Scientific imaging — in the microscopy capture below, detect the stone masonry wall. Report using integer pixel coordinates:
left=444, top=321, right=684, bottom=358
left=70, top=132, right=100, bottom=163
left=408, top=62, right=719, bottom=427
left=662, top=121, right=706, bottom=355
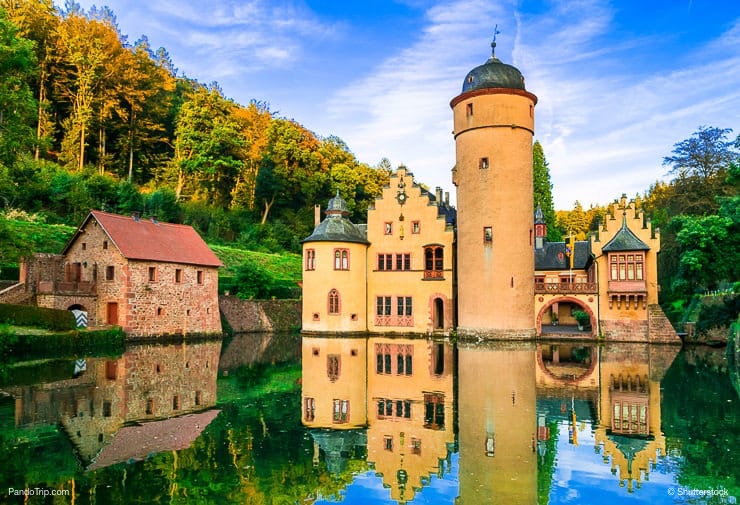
left=219, top=296, right=301, bottom=333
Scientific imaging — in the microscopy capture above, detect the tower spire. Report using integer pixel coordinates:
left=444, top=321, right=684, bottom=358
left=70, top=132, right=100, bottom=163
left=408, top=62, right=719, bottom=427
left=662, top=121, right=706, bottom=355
left=491, top=24, right=500, bottom=58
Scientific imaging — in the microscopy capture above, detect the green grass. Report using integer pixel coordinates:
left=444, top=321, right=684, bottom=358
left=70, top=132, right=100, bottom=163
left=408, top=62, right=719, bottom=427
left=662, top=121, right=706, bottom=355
left=1, top=218, right=302, bottom=288
left=210, top=243, right=301, bottom=284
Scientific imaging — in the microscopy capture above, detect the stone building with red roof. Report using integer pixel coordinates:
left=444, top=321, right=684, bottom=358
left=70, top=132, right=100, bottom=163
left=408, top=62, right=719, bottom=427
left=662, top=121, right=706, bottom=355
left=17, top=210, right=222, bottom=337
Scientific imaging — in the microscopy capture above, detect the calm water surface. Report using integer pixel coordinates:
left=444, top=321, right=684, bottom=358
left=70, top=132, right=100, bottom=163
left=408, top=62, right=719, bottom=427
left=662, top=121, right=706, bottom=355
left=0, top=333, right=737, bottom=504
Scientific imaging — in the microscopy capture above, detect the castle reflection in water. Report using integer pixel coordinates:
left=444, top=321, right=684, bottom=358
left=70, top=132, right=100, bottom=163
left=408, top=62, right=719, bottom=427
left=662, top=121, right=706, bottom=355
left=1, top=335, right=687, bottom=502
left=301, top=336, right=679, bottom=504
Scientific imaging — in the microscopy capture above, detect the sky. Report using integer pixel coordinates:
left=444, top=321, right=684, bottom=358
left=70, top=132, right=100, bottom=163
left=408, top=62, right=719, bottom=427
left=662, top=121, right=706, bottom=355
left=73, top=0, right=740, bottom=210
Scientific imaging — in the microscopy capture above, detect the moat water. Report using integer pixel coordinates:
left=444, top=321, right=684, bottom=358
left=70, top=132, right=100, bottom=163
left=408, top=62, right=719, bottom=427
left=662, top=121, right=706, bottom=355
left=0, top=333, right=738, bottom=504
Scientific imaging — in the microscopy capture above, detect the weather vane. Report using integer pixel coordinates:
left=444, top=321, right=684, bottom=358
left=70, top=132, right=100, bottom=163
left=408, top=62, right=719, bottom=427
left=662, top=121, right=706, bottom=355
left=491, top=24, right=500, bottom=57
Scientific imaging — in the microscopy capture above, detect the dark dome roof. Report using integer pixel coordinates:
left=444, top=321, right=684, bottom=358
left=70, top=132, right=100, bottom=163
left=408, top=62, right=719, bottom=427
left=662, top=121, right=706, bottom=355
left=461, top=40, right=526, bottom=93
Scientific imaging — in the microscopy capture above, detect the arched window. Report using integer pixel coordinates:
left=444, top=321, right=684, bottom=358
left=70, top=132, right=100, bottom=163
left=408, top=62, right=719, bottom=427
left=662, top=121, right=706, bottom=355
left=328, top=289, right=341, bottom=314
left=334, top=249, right=349, bottom=270
left=424, top=246, right=444, bottom=279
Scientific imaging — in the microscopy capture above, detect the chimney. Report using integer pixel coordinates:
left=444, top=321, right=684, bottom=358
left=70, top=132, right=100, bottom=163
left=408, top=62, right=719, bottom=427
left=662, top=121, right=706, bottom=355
left=435, top=187, right=443, bottom=204
left=445, top=192, right=450, bottom=205
left=314, top=205, right=321, bottom=226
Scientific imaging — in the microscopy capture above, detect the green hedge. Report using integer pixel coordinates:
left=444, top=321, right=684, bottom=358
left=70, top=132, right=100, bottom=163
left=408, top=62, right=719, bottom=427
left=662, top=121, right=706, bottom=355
left=0, top=327, right=125, bottom=362
left=0, top=303, right=76, bottom=331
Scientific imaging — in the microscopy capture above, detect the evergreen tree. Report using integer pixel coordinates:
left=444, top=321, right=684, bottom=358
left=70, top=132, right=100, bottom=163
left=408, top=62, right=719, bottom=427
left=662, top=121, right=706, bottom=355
left=532, top=140, right=560, bottom=240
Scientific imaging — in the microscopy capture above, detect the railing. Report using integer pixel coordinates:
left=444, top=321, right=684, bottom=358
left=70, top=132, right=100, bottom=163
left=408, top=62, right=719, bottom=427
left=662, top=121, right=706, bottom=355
left=534, top=282, right=597, bottom=294
left=37, top=280, right=96, bottom=295
left=423, top=270, right=444, bottom=280
left=375, top=315, right=414, bottom=327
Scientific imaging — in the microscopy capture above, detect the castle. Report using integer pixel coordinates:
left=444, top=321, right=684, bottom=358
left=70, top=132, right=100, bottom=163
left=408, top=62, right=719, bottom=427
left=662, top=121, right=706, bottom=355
left=301, top=39, right=679, bottom=343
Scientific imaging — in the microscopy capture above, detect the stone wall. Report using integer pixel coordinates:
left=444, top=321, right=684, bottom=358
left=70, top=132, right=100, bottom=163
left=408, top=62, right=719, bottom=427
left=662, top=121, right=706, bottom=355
left=599, top=319, right=649, bottom=342
left=647, top=304, right=682, bottom=344
left=219, top=296, right=301, bottom=333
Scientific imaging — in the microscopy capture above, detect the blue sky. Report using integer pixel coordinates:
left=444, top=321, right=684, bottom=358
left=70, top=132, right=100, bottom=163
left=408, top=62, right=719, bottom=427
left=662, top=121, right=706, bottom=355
left=74, top=0, right=740, bottom=209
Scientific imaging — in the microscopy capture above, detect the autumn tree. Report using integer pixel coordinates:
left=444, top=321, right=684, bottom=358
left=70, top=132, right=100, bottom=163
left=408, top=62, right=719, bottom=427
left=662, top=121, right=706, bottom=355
left=255, top=118, right=326, bottom=224
left=117, top=36, right=176, bottom=183
left=53, top=11, right=125, bottom=171
left=230, top=100, right=272, bottom=210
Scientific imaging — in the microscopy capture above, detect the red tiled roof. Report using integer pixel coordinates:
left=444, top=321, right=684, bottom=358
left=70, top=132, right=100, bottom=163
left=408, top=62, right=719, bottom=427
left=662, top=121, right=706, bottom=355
left=86, top=409, right=220, bottom=470
left=70, top=211, right=222, bottom=267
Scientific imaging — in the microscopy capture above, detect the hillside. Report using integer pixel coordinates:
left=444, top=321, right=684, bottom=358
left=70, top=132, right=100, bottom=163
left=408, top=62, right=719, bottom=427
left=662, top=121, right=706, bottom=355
left=0, top=218, right=301, bottom=295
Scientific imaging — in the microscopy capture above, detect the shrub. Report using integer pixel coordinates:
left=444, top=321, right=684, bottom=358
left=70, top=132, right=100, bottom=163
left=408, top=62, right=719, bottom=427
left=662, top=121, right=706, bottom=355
left=0, top=303, right=76, bottom=331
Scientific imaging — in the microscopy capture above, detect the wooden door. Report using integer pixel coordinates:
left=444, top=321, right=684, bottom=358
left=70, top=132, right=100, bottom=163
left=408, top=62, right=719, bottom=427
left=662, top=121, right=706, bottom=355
left=107, top=302, right=119, bottom=325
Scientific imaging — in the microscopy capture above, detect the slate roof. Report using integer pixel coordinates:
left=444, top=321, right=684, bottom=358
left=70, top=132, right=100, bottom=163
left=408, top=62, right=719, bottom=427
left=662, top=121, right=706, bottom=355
left=65, top=210, right=223, bottom=267
left=302, top=193, right=369, bottom=244
left=419, top=187, right=457, bottom=227
left=461, top=40, right=527, bottom=93
left=601, top=216, right=650, bottom=252
left=535, top=240, right=592, bottom=270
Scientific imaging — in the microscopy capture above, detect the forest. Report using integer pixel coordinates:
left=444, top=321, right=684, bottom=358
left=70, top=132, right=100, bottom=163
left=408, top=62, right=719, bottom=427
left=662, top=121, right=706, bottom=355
left=0, top=1, right=738, bottom=325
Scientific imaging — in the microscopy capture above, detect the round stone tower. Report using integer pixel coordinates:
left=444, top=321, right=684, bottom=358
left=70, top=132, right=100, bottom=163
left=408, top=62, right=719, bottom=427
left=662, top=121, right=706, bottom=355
left=451, top=38, right=538, bottom=339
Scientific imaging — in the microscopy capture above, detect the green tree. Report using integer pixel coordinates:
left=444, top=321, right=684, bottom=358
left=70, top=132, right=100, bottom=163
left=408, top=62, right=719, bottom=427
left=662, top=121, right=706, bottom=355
left=662, top=126, right=739, bottom=215
left=0, top=9, right=37, bottom=167
left=532, top=140, right=560, bottom=241
left=1, top=0, right=59, bottom=161
left=173, top=84, right=245, bottom=207
left=255, top=118, right=326, bottom=224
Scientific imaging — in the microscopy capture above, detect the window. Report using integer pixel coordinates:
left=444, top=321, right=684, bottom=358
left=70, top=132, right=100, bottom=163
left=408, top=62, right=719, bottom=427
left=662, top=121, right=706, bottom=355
left=334, top=249, right=349, bottom=270
left=146, top=398, right=153, bottom=415
left=332, top=399, right=349, bottom=423
left=610, top=253, right=644, bottom=281
left=384, top=436, right=393, bottom=451
left=81, top=242, right=87, bottom=250
left=412, top=221, right=420, bottom=234
left=327, top=354, right=340, bottom=381
left=385, top=222, right=392, bottom=235
left=424, top=393, right=445, bottom=430
left=103, top=401, right=112, bottom=417
left=484, top=227, right=493, bottom=243
left=378, top=253, right=393, bottom=270
left=378, top=253, right=410, bottom=271
left=424, top=246, right=444, bottom=279
left=395, top=254, right=411, bottom=271
left=105, top=265, right=115, bottom=281
left=304, top=397, right=316, bottom=421
left=157, top=307, right=164, bottom=316
left=396, top=296, right=412, bottom=317
left=376, top=296, right=392, bottom=316
left=466, top=103, right=473, bottom=116
left=412, top=437, right=422, bottom=455
left=195, top=391, right=202, bottom=406
left=196, top=270, right=203, bottom=284
left=103, top=240, right=108, bottom=250
left=305, top=249, right=315, bottom=270
left=148, top=266, right=157, bottom=282
left=479, top=157, right=489, bottom=169
left=172, top=395, right=180, bottom=410
left=328, top=289, right=341, bottom=314
left=376, top=348, right=392, bottom=374
left=377, top=399, right=411, bottom=419
left=175, top=269, right=182, bottom=283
